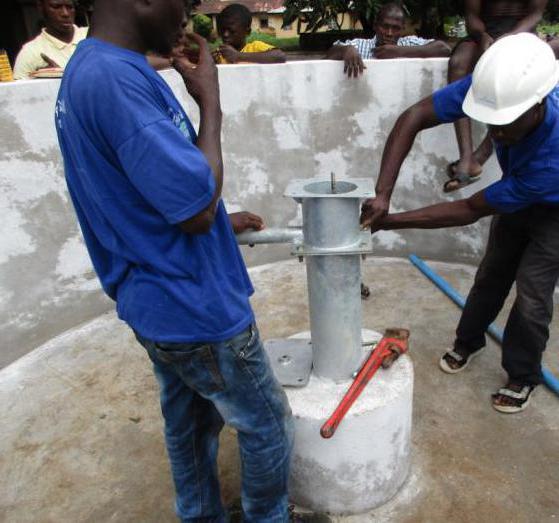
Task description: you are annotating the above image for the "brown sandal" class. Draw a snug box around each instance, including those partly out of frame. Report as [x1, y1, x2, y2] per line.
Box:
[492, 383, 535, 414]
[443, 171, 482, 193]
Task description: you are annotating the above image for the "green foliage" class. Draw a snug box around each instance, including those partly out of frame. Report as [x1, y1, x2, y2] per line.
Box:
[282, 0, 462, 36]
[282, 0, 558, 38]
[192, 14, 213, 39]
[538, 22, 559, 36]
[246, 32, 300, 50]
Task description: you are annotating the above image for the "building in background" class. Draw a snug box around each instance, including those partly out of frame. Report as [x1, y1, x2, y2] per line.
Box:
[195, 0, 360, 39]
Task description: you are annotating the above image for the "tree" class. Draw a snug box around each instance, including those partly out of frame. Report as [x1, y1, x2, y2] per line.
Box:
[282, 0, 462, 37]
[192, 14, 213, 39]
[283, 0, 381, 35]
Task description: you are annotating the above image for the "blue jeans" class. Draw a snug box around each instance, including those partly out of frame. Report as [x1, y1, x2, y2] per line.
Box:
[135, 324, 294, 523]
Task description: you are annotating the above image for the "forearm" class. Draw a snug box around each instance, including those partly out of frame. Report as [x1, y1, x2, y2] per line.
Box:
[381, 202, 480, 230]
[465, 0, 486, 36]
[397, 41, 451, 58]
[196, 102, 223, 206]
[375, 99, 439, 199]
[466, 14, 487, 37]
[326, 45, 352, 60]
[239, 50, 286, 63]
[379, 196, 493, 230]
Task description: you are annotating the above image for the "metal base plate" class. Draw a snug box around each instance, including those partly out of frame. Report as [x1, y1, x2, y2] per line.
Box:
[263, 338, 313, 387]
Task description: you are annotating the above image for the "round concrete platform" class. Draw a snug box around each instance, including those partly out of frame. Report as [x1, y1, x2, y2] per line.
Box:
[2, 258, 559, 523]
[285, 330, 414, 514]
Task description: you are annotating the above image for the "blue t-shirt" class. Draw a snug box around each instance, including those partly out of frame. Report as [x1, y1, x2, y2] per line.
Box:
[55, 38, 254, 343]
[433, 75, 559, 213]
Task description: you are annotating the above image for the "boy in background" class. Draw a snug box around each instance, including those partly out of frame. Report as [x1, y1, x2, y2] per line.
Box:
[214, 3, 286, 64]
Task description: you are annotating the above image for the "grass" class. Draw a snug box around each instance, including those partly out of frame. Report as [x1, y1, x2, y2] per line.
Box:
[246, 32, 300, 51]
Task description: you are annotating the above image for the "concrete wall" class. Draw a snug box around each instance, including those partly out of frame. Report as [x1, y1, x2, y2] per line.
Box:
[0, 59, 496, 367]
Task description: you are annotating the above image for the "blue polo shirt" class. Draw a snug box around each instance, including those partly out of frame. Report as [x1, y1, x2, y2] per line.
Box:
[433, 75, 559, 213]
[55, 38, 254, 343]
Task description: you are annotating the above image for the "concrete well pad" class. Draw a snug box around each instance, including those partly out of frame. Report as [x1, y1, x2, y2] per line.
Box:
[1, 257, 559, 523]
[287, 355, 413, 515]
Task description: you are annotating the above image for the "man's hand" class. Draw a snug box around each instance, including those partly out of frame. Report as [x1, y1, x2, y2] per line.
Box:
[343, 46, 365, 78]
[173, 33, 219, 107]
[211, 48, 222, 63]
[374, 45, 401, 59]
[360, 196, 390, 229]
[40, 53, 61, 69]
[229, 211, 265, 234]
[218, 44, 241, 64]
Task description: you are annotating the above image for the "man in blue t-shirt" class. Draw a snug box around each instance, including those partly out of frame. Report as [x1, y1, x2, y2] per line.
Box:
[55, 0, 293, 520]
[360, 33, 559, 414]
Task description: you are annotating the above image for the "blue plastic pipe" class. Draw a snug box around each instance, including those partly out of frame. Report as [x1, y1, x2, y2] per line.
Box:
[409, 253, 559, 397]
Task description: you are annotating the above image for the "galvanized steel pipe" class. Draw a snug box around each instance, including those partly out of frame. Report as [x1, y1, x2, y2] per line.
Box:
[236, 227, 303, 245]
[301, 183, 363, 381]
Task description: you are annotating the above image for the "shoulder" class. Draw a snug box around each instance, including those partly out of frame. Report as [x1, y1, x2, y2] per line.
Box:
[432, 75, 472, 122]
[13, 34, 44, 78]
[243, 40, 275, 52]
[20, 32, 45, 52]
[333, 38, 374, 46]
[15, 33, 44, 61]
[67, 42, 154, 94]
[548, 85, 559, 108]
[61, 43, 180, 140]
[540, 87, 559, 145]
[397, 35, 434, 46]
[75, 26, 89, 41]
[349, 38, 375, 46]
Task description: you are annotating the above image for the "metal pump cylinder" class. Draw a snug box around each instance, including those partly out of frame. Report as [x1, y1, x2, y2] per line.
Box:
[302, 183, 363, 381]
[302, 181, 361, 249]
[285, 177, 374, 382]
[306, 255, 362, 380]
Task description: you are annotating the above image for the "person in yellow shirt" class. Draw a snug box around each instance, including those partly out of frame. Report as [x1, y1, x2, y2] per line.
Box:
[213, 4, 286, 64]
[13, 0, 88, 80]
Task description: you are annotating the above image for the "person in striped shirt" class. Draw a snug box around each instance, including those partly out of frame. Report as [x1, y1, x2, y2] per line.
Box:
[326, 3, 450, 78]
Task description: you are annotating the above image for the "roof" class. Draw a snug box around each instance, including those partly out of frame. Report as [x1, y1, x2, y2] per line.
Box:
[196, 0, 286, 15]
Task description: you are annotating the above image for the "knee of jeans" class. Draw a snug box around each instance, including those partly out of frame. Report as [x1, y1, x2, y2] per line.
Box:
[241, 438, 291, 482]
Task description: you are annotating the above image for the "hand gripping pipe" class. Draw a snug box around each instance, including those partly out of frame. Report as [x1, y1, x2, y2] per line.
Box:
[409, 254, 559, 397]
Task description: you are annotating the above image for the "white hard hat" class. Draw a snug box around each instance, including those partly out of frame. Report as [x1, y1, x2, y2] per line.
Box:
[463, 33, 559, 125]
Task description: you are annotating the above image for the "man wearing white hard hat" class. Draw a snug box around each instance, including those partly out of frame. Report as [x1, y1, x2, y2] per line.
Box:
[360, 33, 559, 413]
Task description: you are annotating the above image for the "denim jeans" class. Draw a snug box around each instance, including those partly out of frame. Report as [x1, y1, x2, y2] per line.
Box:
[454, 207, 559, 385]
[135, 324, 294, 523]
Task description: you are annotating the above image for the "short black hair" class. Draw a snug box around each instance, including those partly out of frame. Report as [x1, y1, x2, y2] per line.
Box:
[377, 2, 405, 22]
[217, 3, 252, 29]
